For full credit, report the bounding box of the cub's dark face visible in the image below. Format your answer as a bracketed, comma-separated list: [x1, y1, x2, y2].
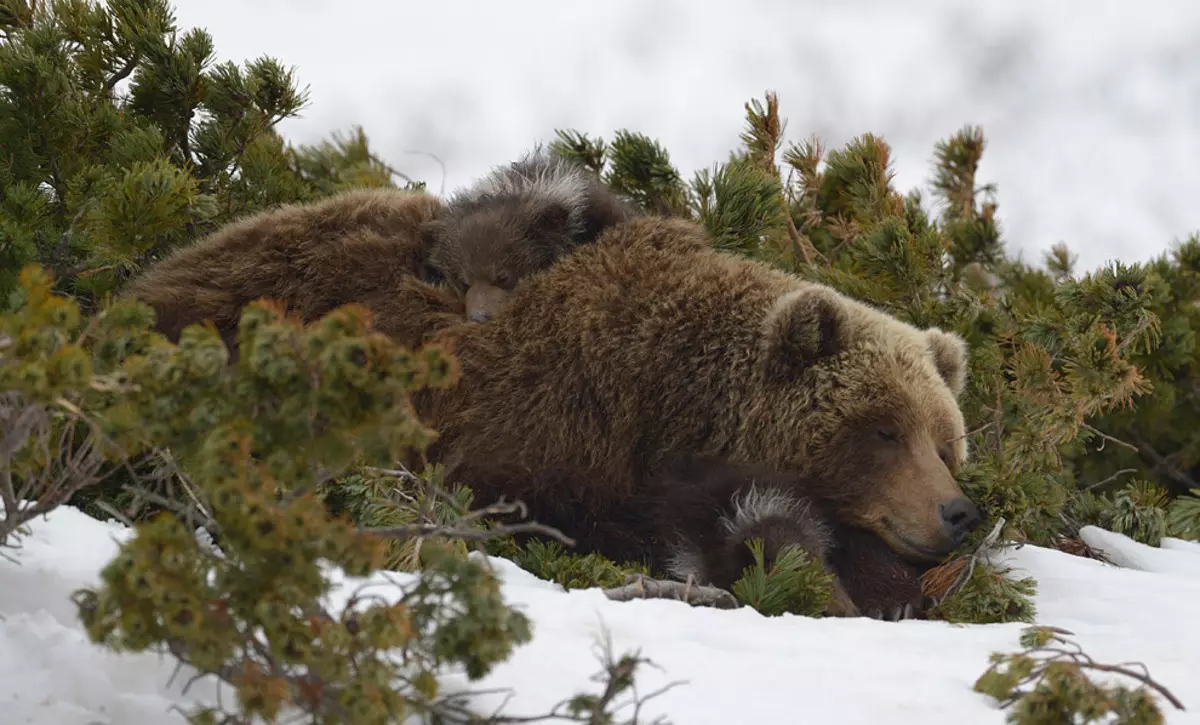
[422, 197, 574, 323]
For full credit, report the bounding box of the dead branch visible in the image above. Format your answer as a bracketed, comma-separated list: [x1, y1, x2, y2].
[1083, 468, 1139, 492]
[603, 573, 739, 610]
[1130, 432, 1200, 493]
[367, 519, 576, 548]
[1080, 423, 1140, 454]
[922, 517, 1006, 605]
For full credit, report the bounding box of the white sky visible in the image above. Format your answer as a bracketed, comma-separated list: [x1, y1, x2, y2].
[169, 0, 1200, 274]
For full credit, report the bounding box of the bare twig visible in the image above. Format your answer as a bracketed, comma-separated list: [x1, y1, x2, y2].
[1083, 468, 1138, 492]
[1130, 432, 1200, 493]
[368, 519, 576, 547]
[930, 516, 1007, 606]
[603, 573, 739, 610]
[785, 216, 813, 266]
[1080, 423, 1139, 454]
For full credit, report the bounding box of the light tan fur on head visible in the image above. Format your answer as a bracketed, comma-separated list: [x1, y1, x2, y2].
[753, 285, 974, 561]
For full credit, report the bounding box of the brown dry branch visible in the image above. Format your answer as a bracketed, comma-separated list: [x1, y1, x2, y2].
[0, 391, 145, 550]
[428, 632, 683, 725]
[1084, 468, 1139, 492]
[1053, 537, 1111, 563]
[1130, 432, 1200, 493]
[1081, 423, 1140, 455]
[357, 477, 579, 548]
[920, 516, 1007, 603]
[603, 573, 739, 610]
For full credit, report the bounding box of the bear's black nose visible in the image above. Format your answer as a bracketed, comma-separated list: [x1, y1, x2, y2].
[940, 497, 982, 541]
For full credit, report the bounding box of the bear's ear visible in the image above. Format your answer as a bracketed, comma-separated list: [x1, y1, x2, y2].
[925, 328, 969, 397]
[761, 287, 851, 381]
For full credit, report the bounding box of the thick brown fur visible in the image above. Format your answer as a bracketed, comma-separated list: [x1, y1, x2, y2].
[644, 454, 934, 619]
[122, 188, 464, 356]
[419, 148, 639, 322]
[422, 215, 982, 566]
[455, 454, 932, 619]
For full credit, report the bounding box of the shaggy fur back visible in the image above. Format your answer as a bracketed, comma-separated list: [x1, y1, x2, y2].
[122, 188, 463, 356]
[421, 148, 639, 320]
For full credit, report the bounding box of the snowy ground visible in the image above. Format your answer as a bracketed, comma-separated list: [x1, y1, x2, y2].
[3, 506, 1199, 724]
[169, 0, 1200, 274]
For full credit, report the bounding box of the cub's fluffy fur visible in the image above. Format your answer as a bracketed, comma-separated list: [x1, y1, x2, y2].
[420, 148, 639, 322]
[122, 188, 463, 357]
[451, 454, 932, 619]
[644, 454, 932, 620]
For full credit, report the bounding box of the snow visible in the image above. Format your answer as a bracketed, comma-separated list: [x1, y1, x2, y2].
[3, 505, 1199, 724]
[167, 0, 1200, 274]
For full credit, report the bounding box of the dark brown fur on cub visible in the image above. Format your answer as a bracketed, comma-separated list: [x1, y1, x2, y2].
[122, 188, 463, 356]
[419, 149, 638, 322]
[643, 454, 932, 620]
[451, 454, 932, 619]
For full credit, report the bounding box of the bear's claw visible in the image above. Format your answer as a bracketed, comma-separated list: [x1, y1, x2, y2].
[864, 595, 936, 622]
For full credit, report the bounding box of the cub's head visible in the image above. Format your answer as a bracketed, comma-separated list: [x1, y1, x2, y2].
[420, 193, 578, 323]
[421, 150, 636, 324]
[759, 284, 980, 564]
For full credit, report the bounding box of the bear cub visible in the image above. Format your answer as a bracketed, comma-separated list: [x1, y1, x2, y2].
[122, 188, 462, 357]
[419, 148, 640, 323]
[644, 454, 935, 620]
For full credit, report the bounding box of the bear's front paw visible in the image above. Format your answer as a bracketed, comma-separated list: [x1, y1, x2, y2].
[824, 578, 862, 618]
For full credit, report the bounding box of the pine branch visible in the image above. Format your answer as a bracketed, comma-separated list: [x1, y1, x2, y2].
[976, 626, 1186, 715]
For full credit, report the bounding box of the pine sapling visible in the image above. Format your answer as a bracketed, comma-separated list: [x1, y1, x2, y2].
[974, 626, 1185, 725]
[730, 537, 835, 617]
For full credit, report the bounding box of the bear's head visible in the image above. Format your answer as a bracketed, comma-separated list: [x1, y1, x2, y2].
[755, 284, 980, 564]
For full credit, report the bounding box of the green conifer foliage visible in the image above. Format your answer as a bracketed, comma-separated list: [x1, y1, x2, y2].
[975, 627, 1183, 725]
[730, 537, 835, 618]
[0, 0, 404, 311]
[2, 264, 542, 722]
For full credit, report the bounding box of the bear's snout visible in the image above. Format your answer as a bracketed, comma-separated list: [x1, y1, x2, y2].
[939, 497, 982, 543]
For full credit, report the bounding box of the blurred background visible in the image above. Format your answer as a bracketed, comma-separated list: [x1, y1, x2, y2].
[171, 0, 1200, 273]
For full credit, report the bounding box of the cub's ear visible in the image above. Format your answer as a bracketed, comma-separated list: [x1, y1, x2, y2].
[525, 199, 573, 240]
[418, 219, 446, 257]
[761, 286, 852, 381]
[417, 220, 449, 281]
[925, 328, 969, 397]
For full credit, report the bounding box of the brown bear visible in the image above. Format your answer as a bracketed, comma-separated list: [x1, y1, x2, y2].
[419, 148, 640, 323]
[122, 187, 464, 357]
[421, 214, 981, 589]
